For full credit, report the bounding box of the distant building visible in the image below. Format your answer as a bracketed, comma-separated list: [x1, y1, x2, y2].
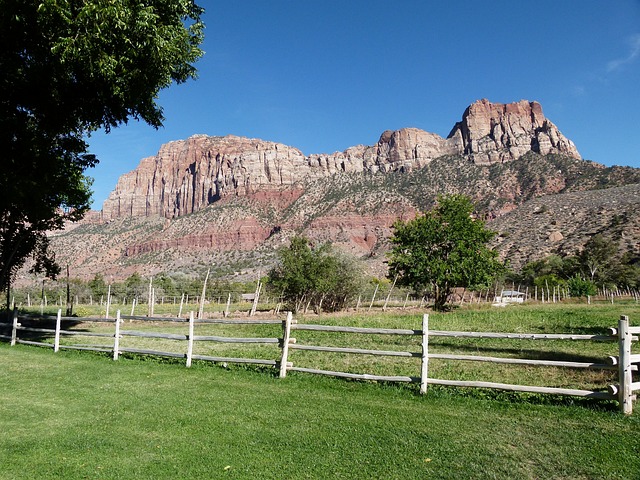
[493, 290, 526, 306]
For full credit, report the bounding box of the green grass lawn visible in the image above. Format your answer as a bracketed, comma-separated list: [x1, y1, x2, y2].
[1, 336, 639, 479]
[26, 301, 635, 393]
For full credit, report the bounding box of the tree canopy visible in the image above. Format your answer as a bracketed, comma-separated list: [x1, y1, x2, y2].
[0, 1, 204, 307]
[388, 194, 505, 311]
[267, 236, 365, 313]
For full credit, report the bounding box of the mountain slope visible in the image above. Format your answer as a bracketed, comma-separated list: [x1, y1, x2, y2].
[46, 152, 640, 281]
[34, 99, 640, 283]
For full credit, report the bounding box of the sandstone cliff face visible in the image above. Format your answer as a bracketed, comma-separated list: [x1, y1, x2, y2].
[102, 135, 309, 219]
[447, 99, 581, 164]
[101, 99, 581, 220]
[47, 152, 640, 282]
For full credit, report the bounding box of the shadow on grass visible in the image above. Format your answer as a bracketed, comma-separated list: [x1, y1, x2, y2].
[431, 340, 611, 364]
[0, 309, 87, 344]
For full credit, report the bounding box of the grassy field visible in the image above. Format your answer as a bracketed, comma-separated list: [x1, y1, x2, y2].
[1, 303, 639, 479]
[10, 302, 639, 394]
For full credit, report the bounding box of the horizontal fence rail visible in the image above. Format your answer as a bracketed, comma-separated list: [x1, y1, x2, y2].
[279, 314, 638, 413]
[1, 310, 638, 414]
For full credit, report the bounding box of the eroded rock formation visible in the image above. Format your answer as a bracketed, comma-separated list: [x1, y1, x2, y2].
[447, 99, 581, 164]
[101, 99, 581, 220]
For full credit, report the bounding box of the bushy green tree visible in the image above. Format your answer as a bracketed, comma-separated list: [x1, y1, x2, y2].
[533, 274, 565, 290]
[616, 251, 640, 290]
[567, 275, 597, 298]
[267, 236, 364, 312]
[388, 194, 505, 311]
[579, 234, 616, 283]
[0, 1, 204, 308]
[155, 274, 177, 298]
[88, 274, 107, 299]
[516, 255, 578, 287]
[124, 273, 146, 300]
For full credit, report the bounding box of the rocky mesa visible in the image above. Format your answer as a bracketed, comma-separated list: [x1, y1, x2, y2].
[46, 98, 640, 282]
[101, 99, 581, 220]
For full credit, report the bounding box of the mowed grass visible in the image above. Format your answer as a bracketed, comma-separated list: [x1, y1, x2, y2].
[33, 301, 640, 393]
[1, 302, 640, 479]
[1, 345, 639, 480]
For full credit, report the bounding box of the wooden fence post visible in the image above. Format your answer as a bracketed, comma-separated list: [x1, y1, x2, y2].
[250, 282, 262, 317]
[420, 314, 429, 395]
[224, 293, 231, 318]
[10, 308, 18, 346]
[382, 275, 397, 312]
[618, 315, 633, 414]
[368, 284, 379, 312]
[54, 309, 62, 352]
[106, 284, 111, 319]
[186, 311, 195, 367]
[279, 312, 293, 378]
[198, 269, 210, 319]
[178, 293, 185, 318]
[113, 310, 121, 360]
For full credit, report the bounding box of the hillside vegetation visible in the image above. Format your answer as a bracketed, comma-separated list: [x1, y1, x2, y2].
[36, 152, 640, 285]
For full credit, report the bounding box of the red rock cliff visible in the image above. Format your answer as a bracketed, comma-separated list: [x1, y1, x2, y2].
[101, 99, 581, 219]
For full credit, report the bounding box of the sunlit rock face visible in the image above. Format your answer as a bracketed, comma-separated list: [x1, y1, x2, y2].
[102, 99, 581, 220]
[447, 99, 581, 165]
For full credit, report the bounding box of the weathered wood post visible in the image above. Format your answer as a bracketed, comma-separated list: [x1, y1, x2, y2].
[54, 309, 62, 352]
[279, 312, 293, 378]
[250, 281, 262, 317]
[178, 293, 185, 318]
[618, 315, 633, 414]
[147, 277, 153, 317]
[113, 310, 121, 360]
[105, 284, 112, 319]
[10, 308, 18, 346]
[186, 311, 195, 367]
[368, 284, 379, 312]
[382, 275, 397, 312]
[224, 293, 231, 318]
[420, 314, 429, 395]
[198, 269, 210, 319]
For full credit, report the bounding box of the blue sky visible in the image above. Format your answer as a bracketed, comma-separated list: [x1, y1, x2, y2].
[87, 1, 640, 208]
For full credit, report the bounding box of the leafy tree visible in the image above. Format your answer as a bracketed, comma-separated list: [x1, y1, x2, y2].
[616, 251, 640, 290]
[88, 274, 108, 299]
[388, 194, 505, 311]
[155, 274, 177, 298]
[267, 236, 364, 313]
[567, 275, 597, 298]
[515, 254, 578, 287]
[579, 234, 616, 283]
[533, 274, 565, 292]
[124, 273, 146, 300]
[0, 1, 204, 308]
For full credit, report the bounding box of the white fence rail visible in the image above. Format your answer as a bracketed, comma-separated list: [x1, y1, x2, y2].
[1, 311, 638, 414]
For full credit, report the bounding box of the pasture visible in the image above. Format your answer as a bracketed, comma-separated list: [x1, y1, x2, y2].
[1, 303, 639, 479]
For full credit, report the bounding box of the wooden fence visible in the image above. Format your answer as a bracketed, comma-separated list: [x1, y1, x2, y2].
[1, 311, 638, 414]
